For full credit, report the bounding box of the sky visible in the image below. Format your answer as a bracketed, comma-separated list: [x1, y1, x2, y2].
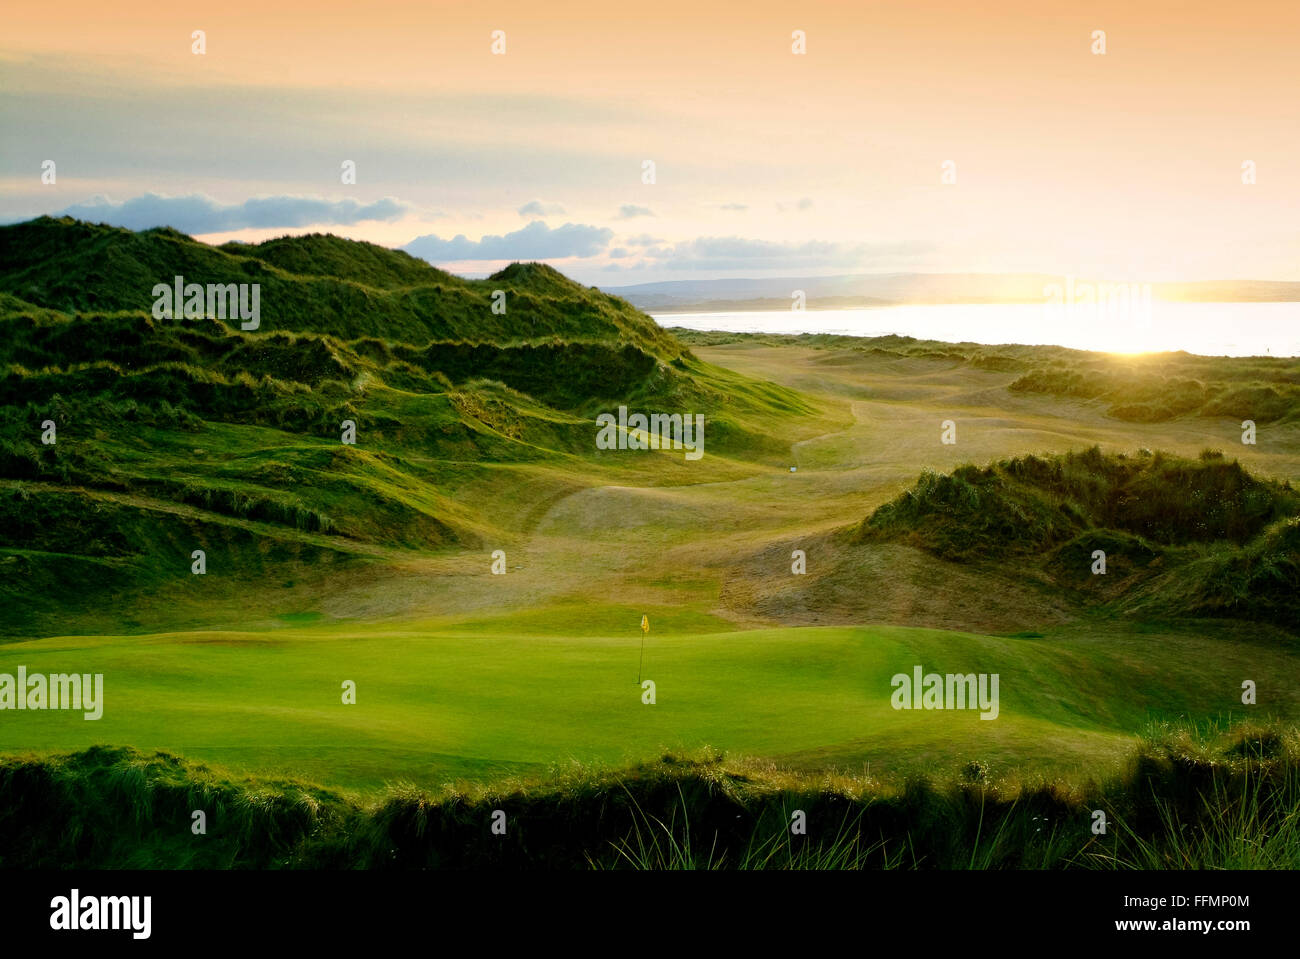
[2, 0, 1298, 286]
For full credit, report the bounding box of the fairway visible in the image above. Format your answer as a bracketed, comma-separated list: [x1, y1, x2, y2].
[2, 616, 1294, 793]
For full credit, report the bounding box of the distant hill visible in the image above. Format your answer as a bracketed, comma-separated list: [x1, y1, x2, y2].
[220, 232, 459, 289]
[0, 217, 680, 356]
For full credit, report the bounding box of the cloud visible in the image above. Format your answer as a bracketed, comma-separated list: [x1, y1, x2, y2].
[55, 193, 412, 233]
[624, 234, 662, 247]
[404, 220, 613, 262]
[518, 200, 566, 216]
[616, 204, 654, 219]
[633, 236, 932, 271]
[720, 203, 748, 211]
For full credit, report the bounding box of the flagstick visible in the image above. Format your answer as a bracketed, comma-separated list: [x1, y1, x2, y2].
[637, 626, 646, 685]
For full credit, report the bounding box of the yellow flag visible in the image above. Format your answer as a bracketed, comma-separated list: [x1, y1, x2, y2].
[640, 615, 649, 633]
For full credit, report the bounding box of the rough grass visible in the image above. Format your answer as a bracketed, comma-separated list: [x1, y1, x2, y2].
[672, 329, 1300, 424]
[2, 720, 1295, 870]
[862, 446, 1300, 556]
[858, 447, 1300, 629]
[1010, 359, 1300, 424]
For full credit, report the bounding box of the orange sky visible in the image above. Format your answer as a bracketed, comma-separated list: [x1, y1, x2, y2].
[3, 1, 1297, 282]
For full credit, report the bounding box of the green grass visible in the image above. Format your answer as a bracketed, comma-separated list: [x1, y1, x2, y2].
[1, 618, 1294, 793]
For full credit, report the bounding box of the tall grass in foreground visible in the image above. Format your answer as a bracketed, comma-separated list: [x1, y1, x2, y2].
[1, 720, 1296, 870]
[1081, 726, 1300, 870]
[596, 783, 896, 870]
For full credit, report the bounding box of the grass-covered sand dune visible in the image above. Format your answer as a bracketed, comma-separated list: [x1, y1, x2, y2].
[1, 220, 1297, 867]
[0, 219, 838, 637]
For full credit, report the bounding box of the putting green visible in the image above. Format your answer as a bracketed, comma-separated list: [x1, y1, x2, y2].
[2, 615, 1291, 793]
